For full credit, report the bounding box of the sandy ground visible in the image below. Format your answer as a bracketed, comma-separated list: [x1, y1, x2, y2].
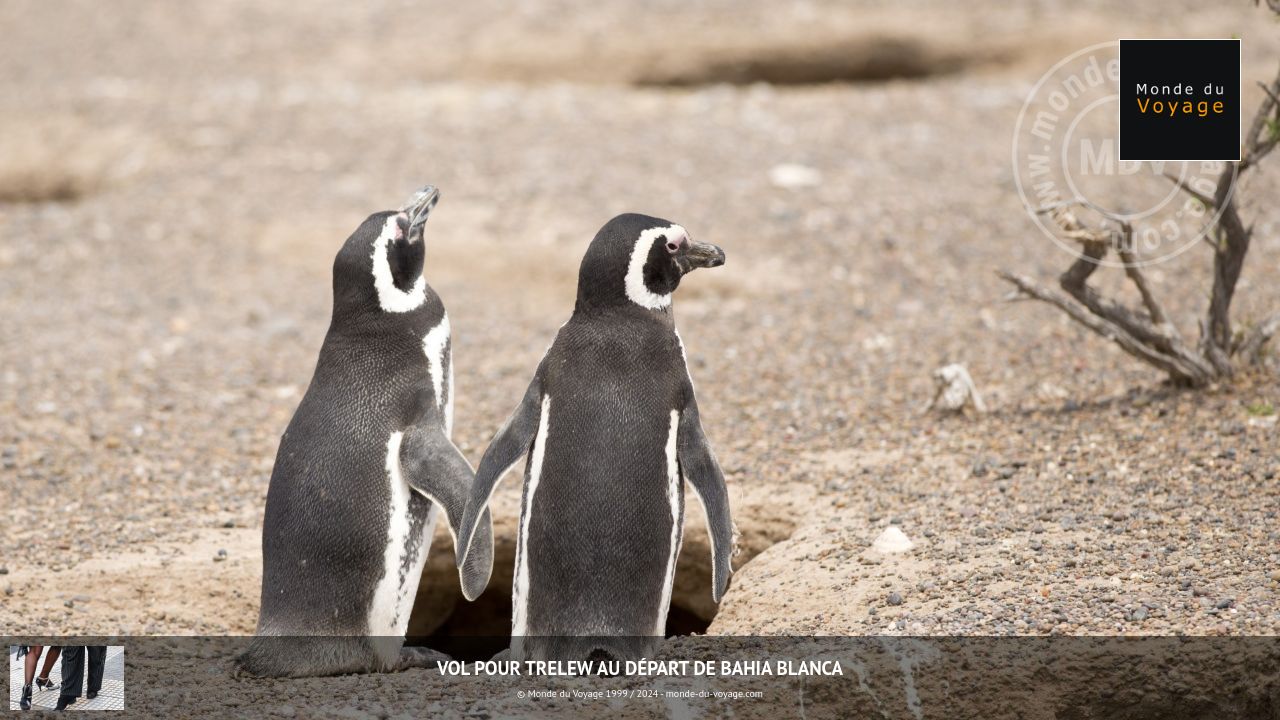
[3, 0, 1280, 664]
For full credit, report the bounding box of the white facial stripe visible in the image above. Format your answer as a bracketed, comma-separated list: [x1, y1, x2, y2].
[624, 224, 686, 310]
[422, 313, 450, 432]
[371, 215, 427, 313]
[512, 394, 552, 638]
[656, 409, 682, 635]
[369, 432, 437, 638]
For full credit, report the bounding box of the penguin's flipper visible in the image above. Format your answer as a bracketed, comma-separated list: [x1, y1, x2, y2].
[677, 395, 735, 603]
[399, 427, 495, 601]
[456, 373, 544, 568]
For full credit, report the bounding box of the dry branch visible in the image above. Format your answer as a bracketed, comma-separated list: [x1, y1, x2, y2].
[1000, 51, 1280, 386]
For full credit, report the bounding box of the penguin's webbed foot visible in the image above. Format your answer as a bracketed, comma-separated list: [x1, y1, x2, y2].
[396, 646, 452, 671]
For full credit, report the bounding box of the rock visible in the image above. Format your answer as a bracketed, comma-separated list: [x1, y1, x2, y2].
[768, 163, 822, 189]
[1215, 598, 1235, 610]
[927, 364, 986, 414]
[1269, 570, 1280, 583]
[214, 549, 228, 562]
[887, 591, 903, 606]
[872, 526, 915, 554]
[0, 566, 7, 574]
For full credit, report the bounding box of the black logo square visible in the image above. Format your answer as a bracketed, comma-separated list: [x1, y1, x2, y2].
[1119, 39, 1240, 161]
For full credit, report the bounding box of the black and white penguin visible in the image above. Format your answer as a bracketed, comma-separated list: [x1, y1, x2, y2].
[235, 187, 494, 678]
[456, 213, 735, 662]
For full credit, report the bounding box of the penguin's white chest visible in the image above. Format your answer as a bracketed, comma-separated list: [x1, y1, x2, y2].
[368, 431, 438, 638]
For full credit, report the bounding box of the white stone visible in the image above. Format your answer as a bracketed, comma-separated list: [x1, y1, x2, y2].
[927, 363, 986, 414]
[872, 526, 915, 554]
[769, 163, 822, 189]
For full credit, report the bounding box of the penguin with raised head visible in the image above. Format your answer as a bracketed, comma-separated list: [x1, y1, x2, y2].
[456, 213, 734, 662]
[235, 186, 494, 677]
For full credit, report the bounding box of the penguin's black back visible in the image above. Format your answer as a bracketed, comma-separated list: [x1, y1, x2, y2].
[522, 306, 688, 635]
[257, 283, 446, 634]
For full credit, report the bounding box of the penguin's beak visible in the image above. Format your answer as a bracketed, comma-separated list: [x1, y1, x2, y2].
[681, 241, 726, 273]
[399, 185, 440, 243]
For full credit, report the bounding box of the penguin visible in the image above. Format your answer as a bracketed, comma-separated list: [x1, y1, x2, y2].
[235, 186, 494, 677]
[455, 213, 734, 662]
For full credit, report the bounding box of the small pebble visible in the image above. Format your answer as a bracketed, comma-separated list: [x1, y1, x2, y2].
[214, 549, 228, 562]
[887, 591, 903, 606]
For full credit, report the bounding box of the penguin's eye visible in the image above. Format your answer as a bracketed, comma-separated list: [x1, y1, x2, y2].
[662, 236, 680, 253]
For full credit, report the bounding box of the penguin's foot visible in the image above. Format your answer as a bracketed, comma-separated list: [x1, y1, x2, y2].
[20, 683, 32, 710]
[395, 646, 451, 671]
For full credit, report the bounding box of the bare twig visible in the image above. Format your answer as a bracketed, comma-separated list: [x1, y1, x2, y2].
[1052, 239, 1189, 357]
[1237, 313, 1280, 361]
[1240, 63, 1280, 171]
[998, 272, 1213, 385]
[1259, 79, 1280, 109]
[1160, 172, 1216, 209]
[1035, 198, 1131, 227]
[1116, 252, 1172, 331]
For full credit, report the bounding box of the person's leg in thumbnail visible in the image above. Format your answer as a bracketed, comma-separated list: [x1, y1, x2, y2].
[35, 646, 61, 692]
[85, 646, 106, 699]
[19, 645, 41, 710]
[55, 646, 85, 711]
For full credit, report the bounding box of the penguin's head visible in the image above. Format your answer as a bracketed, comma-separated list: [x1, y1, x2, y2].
[576, 213, 726, 312]
[331, 185, 440, 315]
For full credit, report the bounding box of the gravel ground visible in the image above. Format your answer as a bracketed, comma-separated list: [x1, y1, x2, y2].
[2, 0, 1279, 663]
